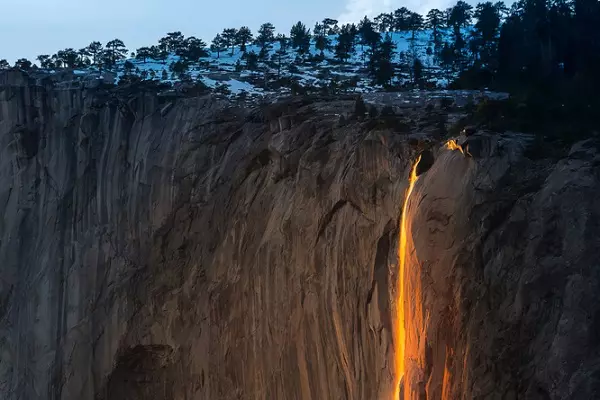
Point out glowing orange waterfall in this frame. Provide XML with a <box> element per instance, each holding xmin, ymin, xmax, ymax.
<box><xmin>393</xmin><ymin>155</ymin><xmax>421</xmax><ymax>400</ymax></box>
<box><xmin>445</xmin><ymin>139</ymin><xmax>464</xmax><ymax>154</ymax></box>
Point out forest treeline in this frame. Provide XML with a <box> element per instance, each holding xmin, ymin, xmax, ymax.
<box><xmin>2</xmin><ymin>0</ymin><xmax>599</xmax><ymax>138</ymax></box>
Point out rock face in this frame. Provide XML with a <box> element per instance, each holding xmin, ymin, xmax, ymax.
<box><xmin>1</xmin><ymin>70</ymin><xmax>599</xmax><ymax>400</ymax></box>
<box><xmin>0</xmin><ymin>71</ymin><xmax>408</xmax><ymax>400</ymax></box>
<box><xmin>407</xmin><ymin>134</ymin><xmax>600</xmax><ymax>399</ymax></box>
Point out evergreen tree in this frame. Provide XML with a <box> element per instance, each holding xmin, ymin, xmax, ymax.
<box><xmin>448</xmin><ymin>1</ymin><xmax>473</xmax><ymax>68</ymax></box>
<box><xmin>322</xmin><ymin>18</ymin><xmax>340</xmax><ymax>34</ymax></box>
<box><xmin>14</xmin><ymin>58</ymin><xmax>33</xmax><ymax>70</ymax></box>
<box><xmin>169</xmin><ymin>60</ymin><xmax>190</xmax><ymax>79</ymax></box>
<box><xmin>440</xmin><ymin>42</ymin><xmax>455</xmax><ymax>81</ymax></box>
<box><xmin>408</xmin><ymin>12</ymin><xmax>424</xmax><ymax>40</ymax></box>
<box><xmin>86</xmin><ymin>41</ymin><xmax>104</xmax><ymax>67</ymax></box>
<box><xmin>236</xmin><ymin>26</ymin><xmax>253</xmax><ymax>52</ymax></box>
<box><xmin>0</xmin><ymin>59</ymin><xmax>9</xmax><ymax>69</ymax></box>
<box><xmin>368</xmin><ymin>33</ymin><xmax>396</xmax><ymax>86</ymax></box>
<box><xmin>426</xmin><ymin>9</ymin><xmax>446</xmax><ymax>58</ymax></box>
<box><xmin>56</xmin><ymin>48</ymin><xmax>79</xmax><ymax>69</ymax></box>
<box><xmin>413</xmin><ymin>58</ymin><xmax>424</xmax><ymax>87</ymax></box>
<box><xmin>160</xmin><ymin>32</ymin><xmax>185</xmax><ymax>53</ymax></box>
<box><xmin>245</xmin><ymin>50</ymin><xmax>259</xmax><ymax>70</ymax></box>
<box><xmin>178</xmin><ymin>37</ymin><xmax>209</xmax><ymax>61</ymax></box>
<box><xmin>154</xmin><ymin>44</ymin><xmax>169</xmax><ymax>64</ymax></box>
<box><xmin>136</xmin><ymin>47</ymin><xmax>153</xmax><ymax>62</ymax></box>
<box><xmin>472</xmin><ymin>2</ymin><xmax>503</xmax><ymax>67</ymax></box>
<box><xmin>222</xmin><ymin>28</ymin><xmax>238</xmax><ymax>55</ymax></box>
<box><xmin>105</xmin><ymin>39</ymin><xmax>128</xmax><ymax>67</ymax></box>
<box><xmin>290</xmin><ymin>21</ymin><xmax>312</xmax><ymax>56</ymax></box>
<box><xmin>256</xmin><ymin>22</ymin><xmax>276</xmax><ymax>54</ymax></box>
<box><xmin>123</xmin><ymin>60</ymin><xmax>135</xmax><ymax>75</ymax></box>
<box><xmin>393</xmin><ymin>7</ymin><xmax>412</xmax><ymax>31</ymax></box>
<box><xmin>335</xmin><ymin>24</ymin><xmax>355</xmax><ymax>62</ymax></box>
<box><xmin>374</xmin><ymin>13</ymin><xmax>395</xmax><ymax>32</ymax></box>
<box><xmin>161</xmin><ymin>69</ymin><xmax>168</xmax><ymax>80</ymax></box>
<box><xmin>37</xmin><ymin>55</ymin><xmax>53</xmax><ymax>69</ymax></box>
<box><xmin>51</xmin><ymin>54</ymin><xmax>63</xmax><ymax>69</ymax></box>
<box><xmin>78</xmin><ymin>48</ymin><xmax>91</xmax><ymax>67</ymax></box>
<box><xmin>314</xmin><ymin>23</ymin><xmax>330</xmax><ymax>56</ymax></box>
<box><xmin>358</xmin><ymin>16</ymin><xmax>380</xmax><ymax>51</ymax></box>
<box><xmin>275</xmin><ymin>34</ymin><xmax>289</xmax><ymax>77</ymax></box>
<box><xmin>211</xmin><ymin>34</ymin><xmax>227</xmax><ymax>58</ymax></box>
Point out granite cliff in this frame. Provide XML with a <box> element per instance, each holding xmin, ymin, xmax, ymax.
<box><xmin>1</xmin><ymin>70</ymin><xmax>599</xmax><ymax>399</ymax></box>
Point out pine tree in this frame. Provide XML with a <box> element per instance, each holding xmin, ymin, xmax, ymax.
<box><xmin>322</xmin><ymin>18</ymin><xmax>340</xmax><ymax>34</ymax></box>
<box><xmin>14</xmin><ymin>59</ymin><xmax>33</xmax><ymax>71</ymax></box>
<box><xmin>314</xmin><ymin>23</ymin><xmax>330</xmax><ymax>56</ymax></box>
<box><xmin>368</xmin><ymin>33</ymin><xmax>396</xmax><ymax>86</ymax></box>
<box><xmin>56</xmin><ymin>48</ymin><xmax>79</xmax><ymax>69</ymax></box>
<box><xmin>245</xmin><ymin>50</ymin><xmax>259</xmax><ymax>70</ymax></box>
<box><xmin>408</xmin><ymin>12</ymin><xmax>424</xmax><ymax>41</ymax></box>
<box><xmin>86</xmin><ymin>41</ymin><xmax>104</xmax><ymax>67</ymax></box>
<box><xmin>222</xmin><ymin>28</ymin><xmax>238</xmax><ymax>55</ymax></box>
<box><xmin>426</xmin><ymin>9</ymin><xmax>446</xmax><ymax>58</ymax></box>
<box><xmin>393</xmin><ymin>7</ymin><xmax>412</xmax><ymax>31</ymax></box>
<box><xmin>335</xmin><ymin>24</ymin><xmax>355</xmax><ymax>62</ymax></box>
<box><xmin>78</xmin><ymin>48</ymin><xmax>91</xmax><ymax>67</ymax></box>
<box><xmin>154</xmin><ymin>44</ymin><xmax>169</xmax><ymax>64</ymax></box>
<box><xmin>211</xmin><ymin>34</ymin><xmax>227</xmax><ymax>58</ymax></box>
<box><xmin>256</xmin><ymin>22</ymin><xmax>276</xmax><ymax>54</ymax></box>
<box><xmin>374</xmin><ymin>13</ymin><xmax>394</xmax><ymax>32</ymax></box>
<box><xmin>413</xmin><ymin>58</ymin><xmax>424</xmax><ymax>87</ymax></box>
<box><xmin>105</xmin><ymin>39</ymin><xmax>128</xmax><ymax>68</ymax></box>
<box><xmin>236</xmin><ymin>26</ymin><xmax>253</xmax><ymax>52</ymax></box>
<box><xmin>37</xmin><ymin>55</ymin><xmax>53</xmax><ymax>69</ymax></box>
<box><xmin>472</xmin><ymin>2</ymin><xmax>503</xmax><ymax>67</ymax></box>
<box><xmin>448</xmin><ymin>1</ymin><xmax>473</xmax><ymax>69</ymax></box>
<box><xmin>358</xmin><ymin>17</ymin><xmax>379</xmax><ymax>50</ymax></box>
<box><xmin>169</xmin><ymin>60</ymin><xmax>190</xmax><ymax>79</ymax></box>
<box><xmin>440</xmin><ymin>43</ymin><xmax>455</xmax><ymax>82</ymax></box>
<box><xmin>136</xmin><ymin>47</ymin><xmax>153</xmax><ymax>62</ymax></box>
<box><xmin>123</xmin><ymin>60</ymin><xmax>135</xmax><ymax>75</ymax></box>
<box><xmin>161</xmin><ymin>69</ymin><xmax>168</xmax><ymax>80</ymax></box>
<box><xmin>178</xmin><ymin>37</ymin><xmax>209</xmax><ymax>61</ymax></box>
<box><xmin>290</xmin><ymin>21</ymin><xmax>312</xmax><ymax>56</ymax></box>
<box><xmin>275</xmin><ymin>34</ymin><xmax>289</xmax><ymax>77</ymax></box>
<box><xmin>0</xmin><ymin>59</ymin><xmax>9</xmax><ymax>69</ymax></box>
<box><xmin>160</xmin><ymin>32</ymin><xmax>185</xmax><ymax>53</ymax></box>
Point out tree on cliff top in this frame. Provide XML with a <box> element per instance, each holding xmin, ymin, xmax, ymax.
<box><xmin>14</xmin><ymin>58</ymin><xmax>33</xmax><ymax>71</ymax></box>
<box><xmin>222</xmin><ymin>28</ymin><xmax>238</xmax><ymax>55</ymax></box>
<box><xmin>211</xmin><ymin>34</ymin><xmax>227</xmax><ymax>58</ymax></box>
<box><xmin>236</xmin><ymin>26</ymin><xmax>253</xmax><ymax>52</ymax></box>
<box><xmin>86</xmin><ymin>41</ymin><xmax>103</xmax><ymax>68</ymax></box>
<box><xmin>255</xmin><ymin>22</ymin><xmax>276</xmax><ymax>55</ymax></box>
<box><xmin>105</xmin><ymin>39</ymin><xmax>128</xmax><ymax>68</ymax></box>
<box><xmin>290</xmin><ymin>21</ymin><xmax>311</xmax><ymax>56</ymax></box>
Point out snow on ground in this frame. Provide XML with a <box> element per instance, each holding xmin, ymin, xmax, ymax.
<box><xmin>68</xmin><ymin>28</ymin><xmax>475</xmax><ymax>98</ymax></box>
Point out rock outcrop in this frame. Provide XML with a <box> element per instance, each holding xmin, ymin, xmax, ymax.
<box><xmin>407</xmin><ymin>134</ymin><xmax>600</xmax><ymax>399</ymax></box>
<box><xmin>1</xmin><ymin>70</ymin><xmax>599</xmax><ymax>400</ymax></box>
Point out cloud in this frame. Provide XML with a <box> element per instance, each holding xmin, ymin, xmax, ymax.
<box><xmin>338</xmin><ymin>0</ymin><xmax>454</xmax><ymax>23</ymax></box>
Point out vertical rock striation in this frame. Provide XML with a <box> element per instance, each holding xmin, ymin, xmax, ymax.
<box><xmin>0</xmin><ymin>71</ymin><xmax>410</xmax><ymax>400</ymax></box>
<box><xmin>407</xmin><ymin>134</ymin><xmax>600</xmax><ymax>399</ymax></box>
<box><xmin>1</xmin><ymin>70</ymin><xmax>599</xmax><ymax>400</ymax></box>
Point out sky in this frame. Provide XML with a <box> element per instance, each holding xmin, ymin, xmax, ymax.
<box><xmin>0</xmin><ymin>0</ymin><xmax>482</xmax><ymax>63</ymax></box>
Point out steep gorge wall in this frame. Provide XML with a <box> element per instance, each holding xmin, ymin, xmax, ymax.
<box><xmin>1</xmin><ymin>70</ymin><xmax>599</xmax><ymax>400</ymax></box>
<box><xmin>0</xmin><ymin>71</ymin><xmax>411</xmax><ymax>400</ymax></box>
<box><xmin>405</xmin><ymin>135</ymin><xmax>600</xmax><ymax>399</ymax></box>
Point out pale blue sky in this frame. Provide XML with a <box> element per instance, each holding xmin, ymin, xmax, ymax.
<box><xmin>0</xmin><ymin>0</ymin><xmax>479</xmax><ymax>63</ymax></box>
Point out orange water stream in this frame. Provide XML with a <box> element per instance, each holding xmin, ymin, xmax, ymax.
<box><xmin>392</xmin><ymin>155</ymin><xmax>421</xmax><ymax>400</ymax></box>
